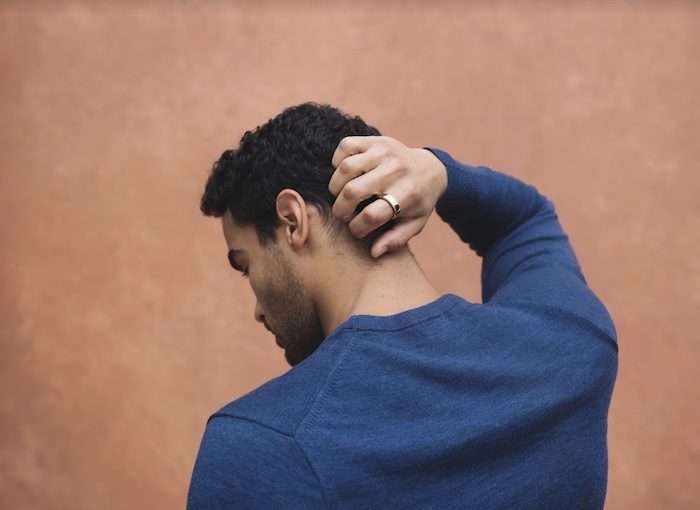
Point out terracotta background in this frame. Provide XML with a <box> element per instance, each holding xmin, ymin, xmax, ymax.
<box><xmin>1</xmin><ymin>1</ymin><xmax>698</xmax><ymax>508</ymax></box>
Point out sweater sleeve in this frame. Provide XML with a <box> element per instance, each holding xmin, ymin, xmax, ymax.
<box><xmin>427</xmin><ymin>148</ymin><xmax>616</xmax><ymax>339</ymax></box>
<box><xmin>187</xmin><ymin>416</ymin><xmax>326</xmax><ymax>510</ymax></box>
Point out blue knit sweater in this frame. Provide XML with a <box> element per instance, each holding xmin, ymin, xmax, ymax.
<box><xmin>187</xmin><ymin>149</ymin><xmax>618</xmax><ymax>509</ymax></box>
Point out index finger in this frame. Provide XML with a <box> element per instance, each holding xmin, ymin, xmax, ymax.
<box><xmin>331</xmin><ymin>136</ymin><xmax>377</xmax><ymax>169</ymax></box>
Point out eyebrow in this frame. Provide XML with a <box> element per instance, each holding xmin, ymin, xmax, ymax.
<box><xmin>227</xmin><ymin>249</ymin><xmax>246</xmax><ymax>272</ymax></box>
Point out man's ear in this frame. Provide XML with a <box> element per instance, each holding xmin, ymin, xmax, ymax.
<box><xmin>275</xmin><ymin>189</ymin><xmax>310</xmax><ymax>250</ymax></box>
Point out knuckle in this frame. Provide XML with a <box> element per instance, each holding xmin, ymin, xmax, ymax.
<box><xmin>378</xmin><ymin>145</ymin><xmax>393</xmax><ymax>158</ymax></box>
<box><xmin>394</xmin><ymin>160</ymin><xmax>408</xmax><ymax>175</ymax></box>
<box><xmin>349</xmin><ymin>222</ymin><xmax>364</xmax><ymax>239</ymax></box>
<box><xmin>363</xmin><ymin>207</ymin><xmax>384</xmax><ymax>225</ymax></box>
<box><xmin>405</xmin><ymin>182</ymin><xmax>420</xmax><ymax>202</ymax></box>
<box><xmin>343</xmin><ymin>182</ymin><xmax>360</xmax><ymax>200</ymax></box>
<box><xmin>338</xmin><ymin>159</ymin><xmax>354</xmax><ymax>175</ymax></box>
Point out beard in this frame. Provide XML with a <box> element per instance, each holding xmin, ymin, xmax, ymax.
<box><xmin>262</xmin><ymin>248</ymin><xmax>325</xmax><ymax>367</ymax></box>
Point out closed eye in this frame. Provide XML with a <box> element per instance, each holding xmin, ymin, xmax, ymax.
<box><xmin>228</xmin><ymin>249</ymin><xmax>249</xmax><ymax>278</ymax></box>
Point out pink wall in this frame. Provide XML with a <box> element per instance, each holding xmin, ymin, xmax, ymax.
<box><xmin>1</xmin><ymin>2</ymin><xmax>698</xmax><ymax>508</ymax></box>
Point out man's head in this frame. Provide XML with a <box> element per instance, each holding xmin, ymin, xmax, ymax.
<box><xmin>200</xmin><ymin>102</ymin><xmax>392</xmax><ymax>366</ymax></box>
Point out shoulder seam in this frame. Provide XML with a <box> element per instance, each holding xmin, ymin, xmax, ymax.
<box><xmin>296</xmin><ymin>330</ymin><xmax>360</xmax><ymax>435</ymax></box>
<box><xmin>205</xmin><ymin>415</ymin><xmax>330</xmax><ymax>507</ymax></box>
<box><xmin>207</xmin><ymin>414</ymin><xmax>294</xmax><ymax>438</ymax></box>
<box><xmin>294</xmin><ymin>437</ymin><xmax>331</xmax><ymax>509</ymax></box>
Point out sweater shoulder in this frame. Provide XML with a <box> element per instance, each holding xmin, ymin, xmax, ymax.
<box><xmin>211</xmin><ymin>326</ymin><xmax>356</xmax><ymax>436</ymax></box>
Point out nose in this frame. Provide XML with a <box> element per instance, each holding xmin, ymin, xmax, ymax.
<box><xmin>254</xmin><ymin>301</ymin><xmax>265</xmax><ymax>325</ymax></box>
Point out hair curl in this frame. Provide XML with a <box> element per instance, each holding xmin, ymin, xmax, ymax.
<box><xmin>200</xmin><ymin>102</ymin><xmax>393</xmax><ymax>250</ymax></box>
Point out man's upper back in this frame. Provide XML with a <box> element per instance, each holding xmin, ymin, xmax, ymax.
<box><xmin>189</xmin><ymin>292</ymin><xmax>616</xmax><ymax>509</ymax></box>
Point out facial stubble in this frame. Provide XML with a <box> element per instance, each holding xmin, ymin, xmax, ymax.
<box><xmin>264</xmin><ymin>246</ymin><xmax>325</xmax><ymax>367</ymax></box>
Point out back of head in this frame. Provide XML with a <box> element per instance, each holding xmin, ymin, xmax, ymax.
<box><xmin>200</xmin><ymin>102</ymin><xmax>394</xmax><ymax>255</ymax></box>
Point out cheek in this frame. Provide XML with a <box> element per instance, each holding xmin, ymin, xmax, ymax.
<box><xmin>247</xmin><ymin>273</ymin><xmax>265</xmax><ymax>303</ymax></box>
<box><xmin>248</xmin><ymin>266</ymin><xmax>278</xmax><ymax>308</ymax></box>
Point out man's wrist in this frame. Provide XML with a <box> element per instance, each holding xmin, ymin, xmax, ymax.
<box><xmin>417</xmin><ymin>148</ymin><xmax>448</xmax><ymax>201</ymax></box>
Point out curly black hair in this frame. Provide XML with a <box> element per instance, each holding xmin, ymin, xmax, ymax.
<box><xmin>200</xmin><ymin>102</ymin><xmax>393</xmax><ymax>250</ymax></box>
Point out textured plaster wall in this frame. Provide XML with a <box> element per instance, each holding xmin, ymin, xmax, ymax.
<box><xmin>1</xmin><ymin>1</ymin><xmax>698</xmax><ymax>508</ymax></box>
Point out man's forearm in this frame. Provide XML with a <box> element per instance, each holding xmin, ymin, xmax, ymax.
<box><xmin>425</xmin><ymin>147</ymin><xmax>596</xmax><ymax>311</ymax></box>
<box><xmin>427</xmin><ymin>147</ymin><xmax>547</xmax><ymax>258</ymax></box>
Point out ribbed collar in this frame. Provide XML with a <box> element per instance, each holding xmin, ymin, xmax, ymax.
<box><xmin>335</xmin><ymin>293</ymin><xmax>464</xmax><ymax>333</ymax></box>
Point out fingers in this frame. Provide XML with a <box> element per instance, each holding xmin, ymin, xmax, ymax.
<box><xmin>331</xmin><ymin>162</ymin><xmax>394</xmax><ymax>221</ymax></box>
<box><xmin>328</xmin><ymin>136</ymin><xmax>435</xmax><ymax>258</ymax></box>
<box><xmin>347</xmin><ymin>197</ymin><xmax>397</xmax><ymax>239</ymax></box>
<box><xmin>328</xmin><ymin>149</ymin><xmax>381</xmax><ymax>197</ymax></box>
<box><xmin>370</xmin><ymin>217</ymin><xmax>426</xmax><ymax>258</ymax></box>
<box><xmin>331</xmin><ymin>136</ymin><xmax>377</xmax><ymax>169</ymax></box>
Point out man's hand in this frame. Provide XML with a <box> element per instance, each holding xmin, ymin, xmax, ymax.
<box><xmin>329</xmin><ymin>136</ymin><xmax>448</xmax><ymax>258</ymax></box>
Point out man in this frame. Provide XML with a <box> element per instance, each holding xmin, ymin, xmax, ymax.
<box><xmin>187</xmin><ymin>103</ymin><xmax>618</xmax><ymax>509</ymax></box>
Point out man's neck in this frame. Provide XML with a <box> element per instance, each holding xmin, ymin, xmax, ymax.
<box><xmin>313</xmin><ymin>248</ymin><xmax>442</xmax><ymax>337</ymax></box>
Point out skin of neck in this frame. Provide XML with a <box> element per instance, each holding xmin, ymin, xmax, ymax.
<box><xmin>318</xmin><ymin>249</ymin><xmax>441</xmax><ymax>336</ymax></box>
<box><xmin>293</xmin><ymin>224</ymin><xmax>442</xmax><ymax>337</ymax></box>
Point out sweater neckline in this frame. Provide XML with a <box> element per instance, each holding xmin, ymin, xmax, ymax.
<box><xmin>336</xmin><ymin>293</ymin><xmax>464</xmax><ymax>332</ymax></box>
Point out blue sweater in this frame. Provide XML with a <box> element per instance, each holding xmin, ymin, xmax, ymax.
<box><xmin>187</xmin><ymin>149</ymin><xmax>618</xmax><ymax>509</ymax></box>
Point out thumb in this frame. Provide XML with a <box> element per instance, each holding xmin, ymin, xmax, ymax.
<box><xmin>370</xmin><ymin>218</ymin><xmax>425</xmax><ymax>258</ymax></box>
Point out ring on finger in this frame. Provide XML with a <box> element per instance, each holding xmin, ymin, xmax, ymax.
<box><xmin>378</xmin><ymin>193</ymin><xmax>401</xmax><ymax>220</ymax></box>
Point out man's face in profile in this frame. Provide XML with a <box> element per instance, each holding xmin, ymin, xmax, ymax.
<box><xmin>221</xmin><ymin>210</ymin><xmax>325</xmax><ymax>366</ymax></box>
